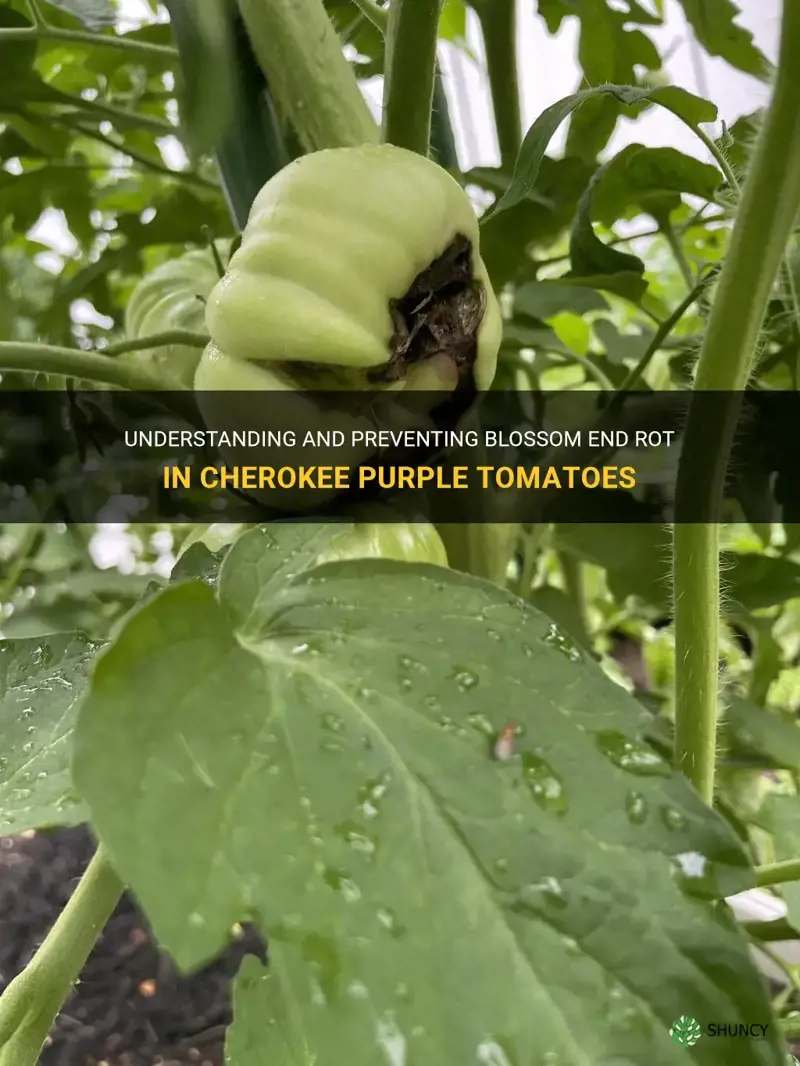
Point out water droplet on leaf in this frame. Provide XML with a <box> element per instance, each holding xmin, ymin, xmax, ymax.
<box><xmin>522</xmin><ymin>753</ymin><xmax>567</xmax><ymax>815</ymax></box>
<box><xmin>467</xmin><ymin>712</ymin><xmax>495</xmax><ymax>736</ymax></box>
<box><xmin>542</xmin><ymin>623</ymin><xmax>583</xmax><ymax>662</ymax></box>
<box><xmin>595</xmin><ymin>730</ymin><xmax>671</xmax><ymax>776</ymax></box>
<box><xmin>661</xmin><ymin>806</ymin><xmax>688</xmax><ymax>831</ymax></box>
<box><xmin>321</xmin><ymin>712</ymin><xmax>345</xmax><ymax>733</ymax></box>
<box><xmin>624</xmin><ymin>790</ymin><xmax>649</xmax><ymax>824</ymax></box>
<box><xmin>452</xmin><ymin>668</ymin><xmax>479</xmax><ymax>691</ymax></box>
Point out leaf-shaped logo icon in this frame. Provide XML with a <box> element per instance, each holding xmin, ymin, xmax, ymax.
<box><xmin>670</xmin><ymin>1016</ymin><xmax>702</xmax><ymax>1047</ymax></box>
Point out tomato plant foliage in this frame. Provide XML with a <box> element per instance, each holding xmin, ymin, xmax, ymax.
<box><xmin>72</xmin><ymin>526</ymin><xmax>778</xmax><ymax>1064</ymax></box>
<box><xmin>1</xmin><ymin>0</ymin><xmax>800</xmax><ymax>1064</ymax></box>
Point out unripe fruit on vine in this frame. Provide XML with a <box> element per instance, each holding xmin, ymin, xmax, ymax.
<box><xmin>194</xmin><ymin>145</ymin><xmax>502</xmax><ymax>510</ymax></box>
<box><xmin>125</xmin><ymin>241</ymin><xmax>229</xmax><ymax>388</ymax></box>
<box><xmin>196</xmin><ymin>144</ymin><xmax>502</xmax><ymax>395</ymax></box>
<box><xmin>315</xmin><ymin>514</ymin><xmax>449</xmax><ymax>568</ymax></box>
<box><xmin>178</xmin><ymin>522</ymin><xmax>247</xmax><ymax>557</ymax></box>
<box><xmin>177</xmin><ymin>515</ymin><xmax>448</xmax><ymax>568</ymax></box>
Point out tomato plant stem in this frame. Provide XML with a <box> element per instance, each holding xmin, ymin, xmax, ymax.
<box><xmin>383</xmin><ymin>0</ymin><xmax>443</xmax><ymax>155</ymax></box>
<box><xmin>236</xmin><ymin>0</ymin><xmax>378</xmax><ymax>152</ymax></box>
<box><xmin>755</xmin><ymin>858</ymin><xmax>800</xmax><ymax>889</ymax></box>
<box><xmin>473</xmin><ymin>0</ymin><xmax>521</xmax><ymax>171</ymax></box>
<box><xmin>0</xmin><ymin>26</ymin><xmax>176</xmax><ymax>59</ymax></box>
<box><xmin>0</xmin><ymin>846</ymin><xmax>123</xmax><ymax>1065</ymax></box>
<box><xmin>0</xmin><ymin>340</ymin><xmax>196</xmax><ymax>391</ymax></box>
<box><xmin>672</xmin><ymin>1</ymin><xmax>800</xmax><ymax>804</ymax></box>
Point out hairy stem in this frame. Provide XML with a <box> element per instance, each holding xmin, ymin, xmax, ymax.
<box><xmin>0</xmin><ymin>847</ymin><xmax>123</xmax><ymax>1065</ymax></box>
<box><xmin>474</xmin><ymin>0</ymin><xmax>521</xmax><ymax>170</ymax></box>
<box><xmin>0</xmin><ymin>26</ymin><xmax>176</xmax><ymax>59</ymax></box>
<box><xmin>382</xmin><ymin>0</ymin><xmax>443</xmax><ymax>155</ymax></box>
<box><xmin>672</xmin><ymin>2</ymin><xmax>800</xmax><ymax>803</ymax></box>
<box><xmin>236</xmin><ymin>0</ymin><xmax>378</xmax><ymax>152</ymax></box>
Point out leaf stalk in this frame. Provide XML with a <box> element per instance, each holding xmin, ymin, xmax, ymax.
<box><xmin>0</xmin><ymin>847</ymin><xmax>123</xmax><ymax>1066</ymax></box>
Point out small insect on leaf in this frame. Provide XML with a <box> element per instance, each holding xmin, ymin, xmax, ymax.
<box><xmin>494</xmin><ymin>723</ymin><xmax>517</xmax><ymax>762</ymax></box>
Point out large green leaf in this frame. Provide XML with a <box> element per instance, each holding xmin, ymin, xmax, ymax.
<box><xmin>470</xmin><ymin>156</ymin><xmax>595</xmax><ymax>287</ymax></box>
<box><xmin>0</xmin><ymin>633</ymin><xmax>98</xmax><ymax>835</ymax></box>
<box><xmin>722</xmin><ymin>697</ymin><xmax>800</xmax><ymax>772</ymax></box>
<box><xmin>591</xmin><ymin>145</ymin><xmax>723</xmax><ymax>225</ymax></box>
<box><xmin>486</xmin><ymin>85</ymin><xmax>717</xmax><ymax>221</ymax></box>
<box><xmin>42</xmin><ymin>0</ymin><xmax>116</xmax><ymax>29</ymax></box>
<box><xmin>73</xmin><ymin>526</ymin><xmax>783</xmax><ymax>1065</ymax></box>
<box><xmin>537</xmin><ymin>0</ymin><xmax>663</xmax><ymax>158</ymax></box>
<box><xmin>566</xmin><ymin>166</ymin><xmax>647</xmax><ymax>300</ymax></box>
<box><xmin>554</xmin><ymin>523</ymin><xmax>673</xmax><ymax>608</ymax></box>
<box><xmin>515</xmin><ymin>281</ymin><xmax>608</xmax><ymax>320</ymax></box>
<box><xmin>675</xmin><ymin>0</ymin><xmax>768</xmax><ymax>79</ymax></box>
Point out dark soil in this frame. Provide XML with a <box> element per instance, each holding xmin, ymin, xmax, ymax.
<box><xmin>0</xmin><ymin>825</ymin><xmax>266</xmax><ymax>1066</ymax></box>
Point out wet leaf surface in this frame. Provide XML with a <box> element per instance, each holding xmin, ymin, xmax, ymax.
<box><xmin>0</xmin><ymin>634</ymin><xmax>98</xmax><ymax>836</ymax></box>
<box><xmin>72</xmin><ymin>527</ymin><xmax>785</xmax><ymax>1065</ymax></box>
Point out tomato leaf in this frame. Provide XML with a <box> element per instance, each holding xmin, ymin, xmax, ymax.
<box><xmin>0</xmin><ymin>633</ymin><xmax>98</xmax><ymax>836</ymax></box>
<box><xmin>42</xmin><ymin>0</ymin><xmax>116</xmax><ymax>29</ymax></box>
<box><xmin>485</xmin><ymin>85</ymin><xmax>718</xmax><ymax>221</ymax></box>
<box><xmin>73</xmin><ymin>526</ymin><xmax>782</xmax><ymax>1066</ymax></box>
<box><xmin>675</xmin><ymin>0</ymin><xmax>769</xmax><ymax>79</ymax></box>
<box><xmin>566</xmin><ymin>166</ymin><xmax>647</xmax><ymax>300</ymax></box>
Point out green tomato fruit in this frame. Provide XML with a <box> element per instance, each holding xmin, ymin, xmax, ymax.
<box><xmin>194</xmin><ymin>146</ymin><xmax>502</xmax><ymax>511</ymax></box>
<box><xmin>195</xmin><ymin>144</ymin><xmax>502</xmax><ymax>394</ymax></box>
<box><xmin>177</xmin><ymin>522</ymin><xmax>248</xmax><ymax>557</ymax></box>
<box><xmin>315</xmin><ymin>518</ymin><xmax>449</xmax><ymax>567</ymax></box>
<box><xmin>177</xmin><ymin>516</ymin><xmax>448</xmax><ymax>568</ymax></box>
<box><xmin>125</xmin><ymin>241</ymin><xmax>230</xmax><ymax>388</ymax></box>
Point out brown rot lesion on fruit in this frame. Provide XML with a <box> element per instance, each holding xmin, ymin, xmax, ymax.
<box><xmin>369</xmin><ymin>233</ymin><xmax>487</xmax><ymax>387</ymax></box>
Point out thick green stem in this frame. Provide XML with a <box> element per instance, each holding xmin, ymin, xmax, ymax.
<box><xmin>0</xmin><ymin>340</ymin><xmax>193</xmax><ymax>391</ymax></box>
<box><xmin>474</xmin><ymin>0</ymin><xmax>521</xmax><ymax>171</ymax></box>
<box><xmin>0</xmin><ymin>846</ymin><xmax>123</xmax><ymax>1065</ymax></box>
<box><xmin>0</xmin><ymin>26</ymin><xmax>176</xmax><ymax>59</ymax></box>
<box><xmin>236</xmin><ymin>0</ymin><xmax>378</xmax><ymax>152</ymax></box>
<box><xmin>755</xmin><ymin>858</ymin><xmax>800</xmax><ymax>889</ymax></box>
<box><xmin>672</xmin><ymin>2</ymin><xmax>800</xmax><ymax>804</ymax></box>
<box><xmin>382</xmin><ymin>0</ymin><xmax>443</xmax><ymax>155</ymax></box>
